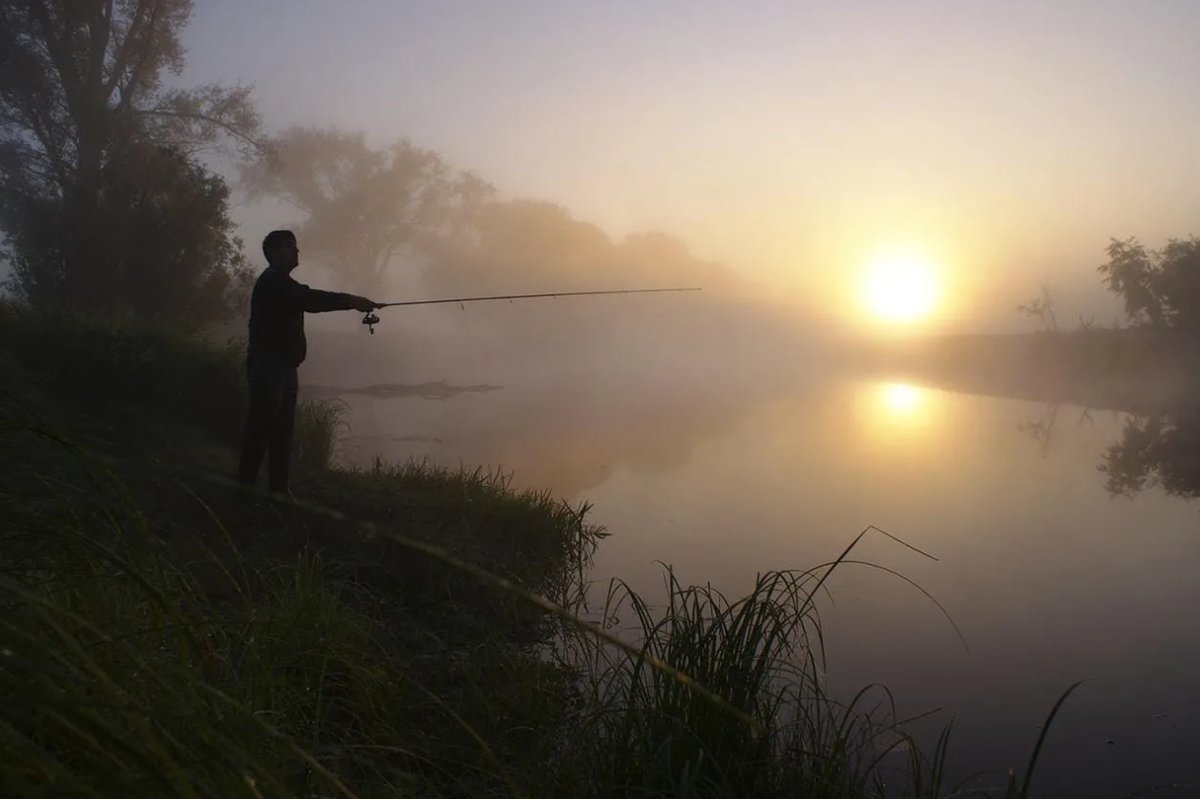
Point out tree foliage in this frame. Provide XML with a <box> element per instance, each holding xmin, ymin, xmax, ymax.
<box><xmin>1098</xmin><ymin>236</ymin><xmax>1200</xmax><ymax>329</ymax></box>
<box><xmin>242</xmin><ymin>126</ymin><xmax>739</xmax><ymax>310</ymax></box>
<box><xmin>416</xmin><ymin>198</ymin><xmax>738</xmax><ymax>346</ymax></box>
<box><xmin>0</xmin><ymin>0</ymin><xmax>260</xmax><ymax>326</ymax></box>
<box><xmin>241</xmin><ymin>127</ymin><xmax>489</xmax><ymax>296</ymax></box>
<box><xmin>423</xmin><ymin>198</ymin><xmax>734</xmax><ymax>297</ymax></box>
<box><xmin>9</xmin><ymin>142</ymin><xmax>251</xmax><ymax>328</ymax></box>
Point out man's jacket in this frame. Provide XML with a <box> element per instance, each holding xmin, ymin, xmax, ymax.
<box><xmin>246</xmin><ymin>266</ymin><xmax>359</xmax><ymax>371</ymax></box>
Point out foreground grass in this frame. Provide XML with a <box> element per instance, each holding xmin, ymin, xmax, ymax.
<box><xmin>0</xmin><ymin>304</ymin><xmax>1079</xmax><ymax>797</ymax></box>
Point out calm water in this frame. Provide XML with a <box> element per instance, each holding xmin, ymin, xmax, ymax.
<box><xmin>326</xmin><ymin>359</ymin><xmax>1200</xmax><ymax>795</ymax></box>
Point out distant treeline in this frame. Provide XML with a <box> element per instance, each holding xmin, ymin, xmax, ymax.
<box><xmin>854</xmin><ymin>229</ymin><xmax>1200</xmax><ymax>414</ymax></box>
<box><xmin>0</xmin><ymin>0</ymin><xmax>734</xmax><ymax>337</ymax></box>
<box><xmin>854</xmin><ymin>327</ymin><xmax>1200</xmax><ymax>415</ymax></box>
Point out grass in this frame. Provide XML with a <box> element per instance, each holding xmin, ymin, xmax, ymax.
<box><xmin>554</xmin><ymin>551</ymin><xmax>1079</xmax><ymax>799</ymax></box>
<box><xmin>293</xmin><ymin>396</ymin><xmax>349</xmax><ymax>474</ymax></box>
<box><xmin>0</xmin><ymin>408</ymin><xmax>589</xmax><ymax>797</ymax></box>
<box><xmin>0</xmin><ymin>302</ymin><xmax>1100</xmax><ymax>797</ymax></box>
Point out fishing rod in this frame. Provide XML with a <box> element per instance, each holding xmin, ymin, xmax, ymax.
<box><xmin>360</xmin><ymin>287</ymin><xmax>701</xmax><ymax>333</ymax></box>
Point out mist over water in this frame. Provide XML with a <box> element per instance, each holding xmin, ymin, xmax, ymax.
<box><xmin>300</xmin><ymin>313</ymin><xmax>1200</xmax><ymax>794</ymax></box>
<box><xmin>5</xmin><ymin>0</ymin><xmax>1200</xmax><ymax>792</ymax></box>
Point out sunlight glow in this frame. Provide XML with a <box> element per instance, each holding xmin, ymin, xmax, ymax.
<box><xmin>880</xmin><ymin>383</ymin><xmax>923</xmax><ymax>414</ymax></box>
<box><xmin>853</xmin><ymin>381</ymin><xmax>941</xmax><ymax>451</ymax></box>
<box><xmin>861</xmin><ymin>254</ymin><xmax>939</xmax><ymax>323</ymax></box>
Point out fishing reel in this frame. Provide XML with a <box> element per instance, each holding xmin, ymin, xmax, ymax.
<box><xmin>361</xmin><ymin>310</ymin><xmax>381</xmax><ymax>334</ymax></box>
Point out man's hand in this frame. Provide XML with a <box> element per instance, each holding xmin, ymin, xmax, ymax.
<box><xmin>351</xmin><ymin>296</ymin><xmax>377</xmax><ymax>313</ymax></box>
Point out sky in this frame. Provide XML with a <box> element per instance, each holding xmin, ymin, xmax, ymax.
<box><xmin>183</xmin><ymin>0</ymin><xmax>1200</xmax><ymax>333</ymax></box>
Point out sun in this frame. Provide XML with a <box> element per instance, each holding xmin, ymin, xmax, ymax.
<box><xmin>880</xmin><ymin>382</ymin><xmax>922</xmax><ymax>414</ymax></box>
<box><xmin>861</xmin><ymin>254</ymin><xmax>939</xmax><ymax>323</ymax></box>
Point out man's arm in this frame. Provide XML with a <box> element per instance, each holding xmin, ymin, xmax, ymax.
<box><xmin>288</xmin><ymin>282</ymin><xmax>376</xmax><ymax>313</ymax></box>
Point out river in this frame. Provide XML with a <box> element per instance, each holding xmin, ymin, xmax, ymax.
<box><xmin>320</xmin><ymin>345</ymin><xmax>1200</xmax><ymax>796</ymax></box>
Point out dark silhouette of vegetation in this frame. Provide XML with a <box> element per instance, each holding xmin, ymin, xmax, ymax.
<box><xmin>11</xmin><ymin>141</ymin><xmax>252</xmax><ymax>328</ymax></box>
<box><xmin>1016</xmin><ymin>283</ymin><xmax>1059</xmax><ymax>332</ymax></box>
<box><xmin>241</xmin><ymin>126</ymin><xmax>491</xmax><ymax>296</ymax></box>
<box><xmin>1099</xmin><ymin>236</ymin><xmax>1200</xmax><ymax>329</ymax></box>
<box><xmin>1088</xmin><ymin>234</ymin><xmax>1200</xmax><ymax>496</ymax></box>
<box><xmin>1017</xmin><ymin>403</ymin><xmax>1062</xmax><ymax>458</ymax></box>
<box><xmin>1099</xmin><ymin>408</ymin><xmax>1200</xmax><ymax>499</ymax></box>
<box><xmin>0</xmin><ymin>0</ymin><xmax>259</xmax><ymax>326</ymax></box>
<box><xmin>1017</xmin><ymin>403</ymin><xmax>1096</xmax><ymax>459</ymax></box>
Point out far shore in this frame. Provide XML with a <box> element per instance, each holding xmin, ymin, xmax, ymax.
<box><xmin>846</xmin><ymin>328</ymin><xmax>1200</xmax><ymax>414</ymax></box>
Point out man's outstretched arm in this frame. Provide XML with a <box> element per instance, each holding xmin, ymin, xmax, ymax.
<box><xmin>291</xmin><ymin>284</ymin><xmax>377</xmax><ymax>313</ymax></box>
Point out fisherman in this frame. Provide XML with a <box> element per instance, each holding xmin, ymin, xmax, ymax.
<box><xmin>237</xmin><ymin>230</ymin><xmax>377</xmax><ymax>496</ymax></box>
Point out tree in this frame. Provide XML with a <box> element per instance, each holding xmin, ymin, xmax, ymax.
<box><xmin>415</xmin><ymin>197</ymin><xmax>741</xmax><ymax>351</ymax></box>
<box><xmin>421</xmin><ymin>199</ymin><xmax>612</xmax><ymax>296</ymax></box>
<box><xmin>1097</xmin><ymin>235</ymin><xmax>1200</xmax><ymax>329</ymax></box>
<box><xmin>422</xmin><ymin>199</ymin><xmax>735</xmax><ymax>298</ymax></box>
<box><xmin>9</xmin><ymin>142</ymin><xmax>251</xmax><ymax>328</ymax></box>
<box><xmin>1154</xmin><ymin>237</ymin><xmax>1200</xmax><ymax>330</ymax></box>
<box><xmin>0</xmin><ymin>0</ymin><xmax>260</xmax><ymax>325</ymax></box>
<box><xmin>241</xmin><ymin>127</ymin><xmax>487</xmax><ymax>296</ymax></box>
<box><xmin>1098</xmin><ymin>238</ymin><xmax>1164</xmax><ymax>327</ymax></box>
<box><xmin>1016</xmin><ymin>283</ymin><xmax>1059</xmax><ymax>332</ymax></box>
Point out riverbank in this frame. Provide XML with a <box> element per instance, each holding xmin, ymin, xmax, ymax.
<box><xmin>0</xmin><ymin>304</ymin><xmax>1064</xmax><ymax>797</ymax></box>
<box><xmin>0</xmin><ymin>304</ymin><xmax>607</xmax><ymax>797</ymax></box>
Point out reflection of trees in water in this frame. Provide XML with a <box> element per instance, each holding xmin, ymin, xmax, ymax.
<box><xmin>1017</xmin><ymin>403</ymin><xmax>1093</xmax><ymax>458</ymax></box>
<box><xmin>1018</xmin><ymin>400</ymin><xmax>1200</xmax><ymax>499</ymax></box>
<box><xmin>1100</xmin><ymin>410</ymin><xmax>1200</xmax><ymax>499</ymax></box>
<box><xmin>1017</xmin><ymin>404</ymin><xmax>1059</xmax><ymax>458</ymax></box>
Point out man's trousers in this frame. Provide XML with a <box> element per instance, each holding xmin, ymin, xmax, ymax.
<box><xmin>237</xmin><ymin>365</ymin><xmax>298</xmax><ymax>492</ymax></box>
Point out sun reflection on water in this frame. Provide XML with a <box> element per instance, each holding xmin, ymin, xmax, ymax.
<box><xmin>880</xmin><ymin>382</ymin><xmax>923</xmax><ymax>415</ymax></box>
<box><xmin>852</xmin><ymin>381</ymin><xmax>942</xmax><ymax>451</ymax></box>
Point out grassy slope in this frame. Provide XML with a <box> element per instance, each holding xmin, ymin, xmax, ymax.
<box><xmin>0</xmin><ymin>304</ymin><xmax>1076</xmax><ymax>798</ymax></box>
<box><xmin>1</xmin><ymin>305</ymin><xmax>603</xmax><ymax>797</ymax></box>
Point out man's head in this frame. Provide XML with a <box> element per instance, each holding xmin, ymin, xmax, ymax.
<box><xmin>262</xmin><ymin>229</ymin><xmax>299</xmax><ymax>270</ymax></box>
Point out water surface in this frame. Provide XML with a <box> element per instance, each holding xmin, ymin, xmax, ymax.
<box><xmin>329</xmin><ymin>364</ymin><xmax>1200</xmax><ymax>795</ymax></box>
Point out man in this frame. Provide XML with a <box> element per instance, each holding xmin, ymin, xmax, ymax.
<box><xmin>237</xmin><ymin>229</ymin><xmax>376</xmax><ymax>495</ymax></box>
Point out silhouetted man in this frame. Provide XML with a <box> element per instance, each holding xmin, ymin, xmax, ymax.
<box><xmin>237</xmin><ymin>229</ymin><xmax>376</xmax><ymax>495</ymax></box>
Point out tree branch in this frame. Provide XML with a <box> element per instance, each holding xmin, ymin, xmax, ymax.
<box><xmin>25</xmin><ymin>0</ymin><xmax>84</xmax><ymax>127</ymax></box>
<box><xmin>137</xmin><ymin>106</ymin><xmax>266</xmax><ymax>154</ymax></box>
<box><xmin>84</xmin><ymin>0</ymin><xmax>113</xmax><ymax>104</ymax></box>
<box><xmin>102</xmin><ymin>0</ymin><xmax>147</xmax><ymax>97</ymax></box>
<box><xmin>113</xmin><ymin>0</ymin><xmax>163</xmax><ymax>117</ymax></box>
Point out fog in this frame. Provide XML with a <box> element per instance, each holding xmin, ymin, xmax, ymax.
<box><xmin>144</xmin><ymin>2</ymin><xmax>1200</xmax><ymax>792</ymax></box>
<box><xmin>187</xmin><ymin>1</ymin><xmax>1200</xmax><ymax>339</ymax></box>
<box><xmin>7</xmin><ymin>0</ymin><xmax>1200</xmax><ymax>794</ymax></box>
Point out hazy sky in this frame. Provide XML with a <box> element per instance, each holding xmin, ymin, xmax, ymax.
<box><xmin>184</xmin><ymin>1</ymin><xmax>1200</xmax><ymax>332</ymax></box>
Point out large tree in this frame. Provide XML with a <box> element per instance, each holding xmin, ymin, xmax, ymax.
<box><xmin>1098</xmin><ymin>236</ymin><xmax>1200</xmax><ymax>329</ymax></box>
<box><xmin>0</xmin><ymin>0</ymin><xmax>260</xmax><ymax>324</ymax></box>
<box><xmin>241</xmin><ymin>127</ymin><xmax>488</xmax><ymax>296</ymax></box>
<box><xmin>8</xmin><ymin>142</ymin><xmax>251</xmax><ymax>328</ymax></box>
